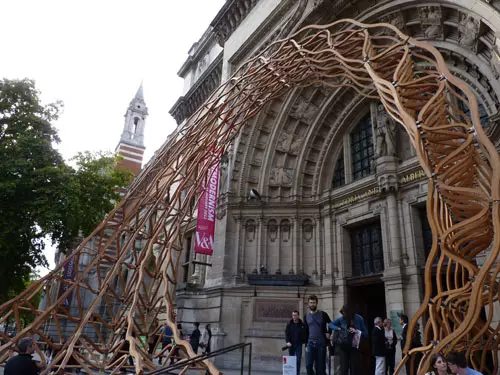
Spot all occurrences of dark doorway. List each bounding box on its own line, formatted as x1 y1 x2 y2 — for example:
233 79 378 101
347 281 387 375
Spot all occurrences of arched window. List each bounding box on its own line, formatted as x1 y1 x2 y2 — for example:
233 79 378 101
350 115 374 180
332 148 345 188
132 117 140 139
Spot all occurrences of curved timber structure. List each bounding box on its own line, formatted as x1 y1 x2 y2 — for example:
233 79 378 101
1 19 500 375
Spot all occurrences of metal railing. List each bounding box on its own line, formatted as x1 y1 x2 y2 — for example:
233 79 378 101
146 342 252 375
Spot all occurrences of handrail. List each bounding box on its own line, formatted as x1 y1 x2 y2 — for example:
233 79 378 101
145 342 252 375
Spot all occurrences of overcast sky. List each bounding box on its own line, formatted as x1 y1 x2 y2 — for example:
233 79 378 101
1 0 226 275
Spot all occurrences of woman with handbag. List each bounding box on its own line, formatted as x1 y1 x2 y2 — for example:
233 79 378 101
329 305 368 375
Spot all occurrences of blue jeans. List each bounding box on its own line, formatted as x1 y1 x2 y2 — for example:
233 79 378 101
306 341 326 375
288 344 302 375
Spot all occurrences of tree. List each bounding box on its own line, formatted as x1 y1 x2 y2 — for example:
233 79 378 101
0 79 132 302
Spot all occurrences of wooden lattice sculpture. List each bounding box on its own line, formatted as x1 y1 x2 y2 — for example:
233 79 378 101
1 19 499 375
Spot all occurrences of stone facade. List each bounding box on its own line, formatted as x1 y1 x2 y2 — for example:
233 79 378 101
170 0 500 372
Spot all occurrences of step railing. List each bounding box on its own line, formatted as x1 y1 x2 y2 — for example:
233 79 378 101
145 342 252 375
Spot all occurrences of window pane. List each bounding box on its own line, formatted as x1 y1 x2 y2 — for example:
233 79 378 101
332 148 345 188
350 222 384 276
351 115 374 180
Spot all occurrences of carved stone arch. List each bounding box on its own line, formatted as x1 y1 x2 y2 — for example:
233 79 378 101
234 95 288 198
357 2 500 107
259 85 330 201
315 94 374 195
257 86 302 199
289 85 343 199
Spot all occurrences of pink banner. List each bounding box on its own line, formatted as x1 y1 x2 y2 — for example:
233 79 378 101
194 162 220 255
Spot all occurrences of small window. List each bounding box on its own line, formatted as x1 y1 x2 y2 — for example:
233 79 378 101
351 115 374 180
332 148 345 188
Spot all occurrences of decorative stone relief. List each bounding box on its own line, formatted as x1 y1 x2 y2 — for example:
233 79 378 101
490 43 500 79
289 100 319 122
280 220 291 242
419 6 442 40
246 220 256 242
269 167 294 186
303 220 314 242
375 104 397 157
268 220 278 242
276 132 302 155
458 14 479 51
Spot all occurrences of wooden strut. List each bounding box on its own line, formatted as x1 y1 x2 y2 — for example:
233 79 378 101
0 19 499 375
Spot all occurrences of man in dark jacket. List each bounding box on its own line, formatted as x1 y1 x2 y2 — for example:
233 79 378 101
285 310 308 375
304 295 332 375
5 337 41 375
372 317 386 375
189 322 201 354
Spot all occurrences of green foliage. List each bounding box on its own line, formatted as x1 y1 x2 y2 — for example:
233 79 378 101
0 78 133 302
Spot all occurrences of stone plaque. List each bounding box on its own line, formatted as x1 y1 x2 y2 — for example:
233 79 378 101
253 299 299 322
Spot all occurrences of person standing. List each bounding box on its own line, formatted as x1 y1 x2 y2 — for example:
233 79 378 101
5 337 41 375
190 322 201 355
372 317 386 375
329 304 368 375
200 324 212 355
446 351 482 375
383 319 397 375
285 310 308 375
160 324 173 365
304 295 332 375
400 314 411 375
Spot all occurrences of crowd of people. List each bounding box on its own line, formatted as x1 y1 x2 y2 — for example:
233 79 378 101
284 295 484 375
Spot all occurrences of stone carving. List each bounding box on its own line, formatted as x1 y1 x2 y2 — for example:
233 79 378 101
281 220 291 242
375 104 397 157
290 100 319 122
276 132 302 155
219 153 229 194
269 167 294 186
419 6 442 39
268 220 278 242
246 220 256 242
303 220 314 241
458 15 479 51
490 45 500 79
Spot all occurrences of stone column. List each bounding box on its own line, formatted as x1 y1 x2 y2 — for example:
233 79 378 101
256 218 263 272
386 193 402 267
234 216 245 279
261 218 268 272
323 212 334 279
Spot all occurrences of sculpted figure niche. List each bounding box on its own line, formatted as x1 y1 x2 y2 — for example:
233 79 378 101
375 104 398 157
459 15 479 51
419 6 442 39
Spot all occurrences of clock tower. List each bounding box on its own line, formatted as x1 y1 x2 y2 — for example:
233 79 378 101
116 83 148 175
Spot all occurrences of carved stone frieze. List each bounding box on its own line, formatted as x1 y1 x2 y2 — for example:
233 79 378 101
289 100 319 123
211 0 259 46
378 11 406 34
458 14 480 51
269 167 294 187
419 6 443 40
276 131 302 155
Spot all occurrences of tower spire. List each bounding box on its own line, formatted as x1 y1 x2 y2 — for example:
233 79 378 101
115 83 149 175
